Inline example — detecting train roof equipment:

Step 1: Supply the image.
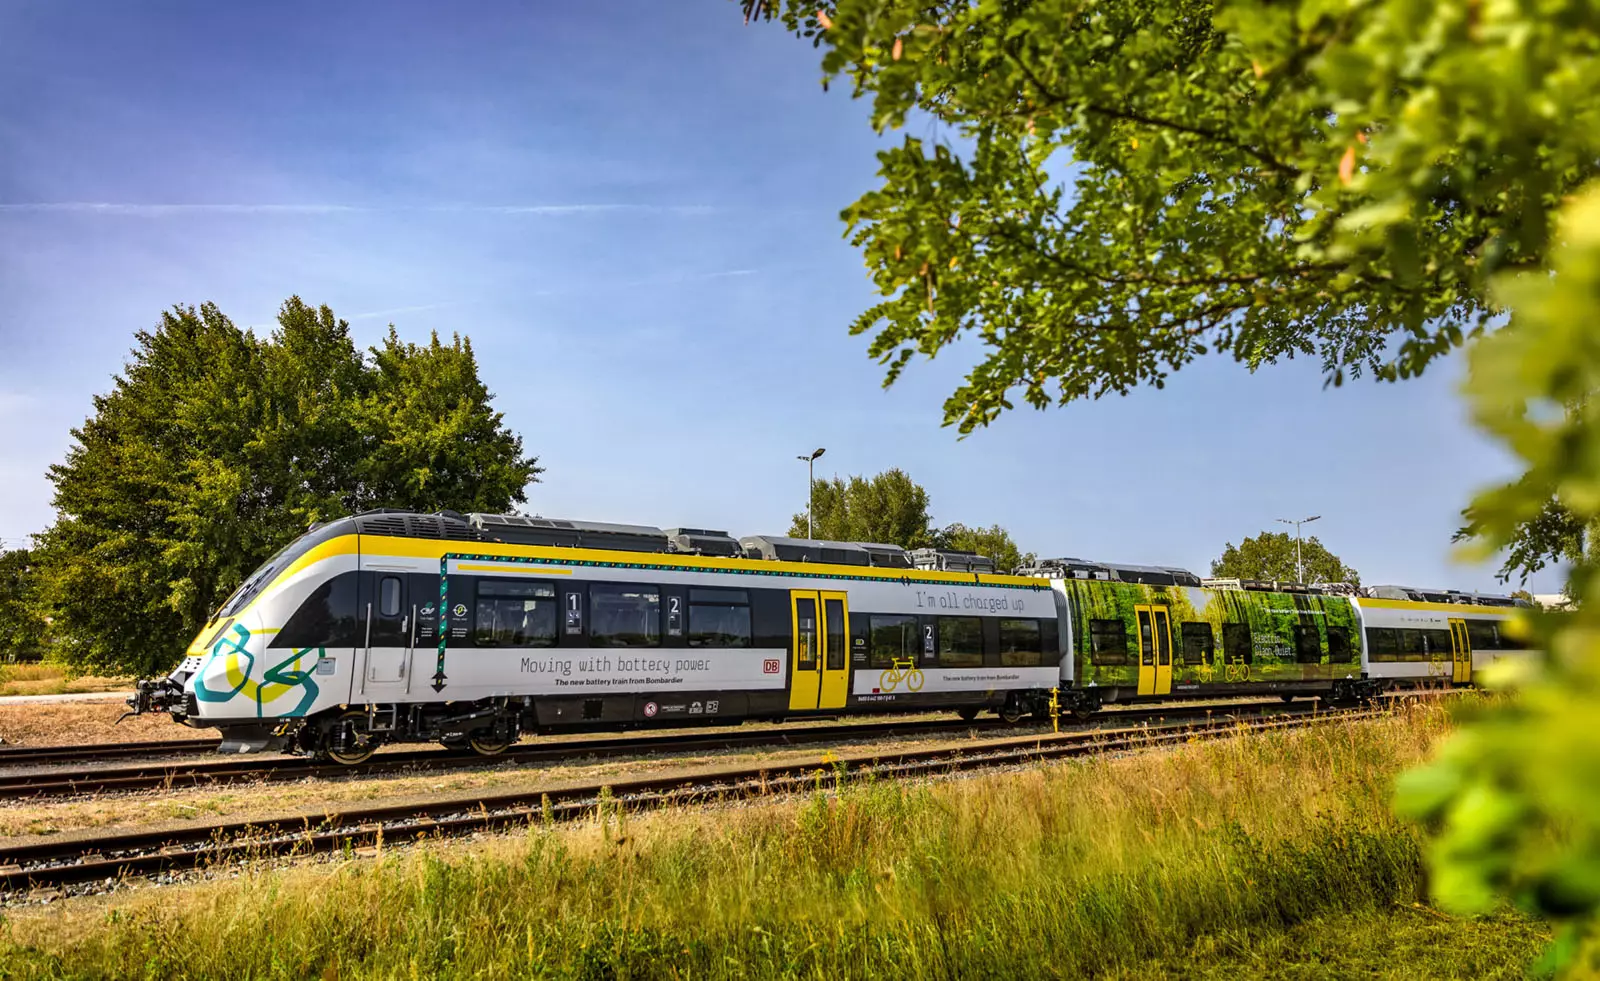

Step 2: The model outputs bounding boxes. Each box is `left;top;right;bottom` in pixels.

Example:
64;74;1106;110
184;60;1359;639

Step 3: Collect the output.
1362;584;1533;608
910;548;996;574
737;535;912;568
1202;577;1359;596
467;514;669;553
1023;557;1202;587
662;528;743;557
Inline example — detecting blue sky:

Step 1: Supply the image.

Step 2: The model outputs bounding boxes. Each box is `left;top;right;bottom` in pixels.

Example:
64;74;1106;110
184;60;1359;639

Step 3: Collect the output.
0;0;1558;593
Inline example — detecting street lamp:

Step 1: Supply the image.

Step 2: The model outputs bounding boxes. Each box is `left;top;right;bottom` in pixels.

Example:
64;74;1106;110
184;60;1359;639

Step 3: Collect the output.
797;448;826;538
1275;514;1322;583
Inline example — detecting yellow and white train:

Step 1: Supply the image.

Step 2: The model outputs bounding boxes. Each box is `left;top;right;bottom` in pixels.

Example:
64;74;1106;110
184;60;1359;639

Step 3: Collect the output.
127;510;1538;762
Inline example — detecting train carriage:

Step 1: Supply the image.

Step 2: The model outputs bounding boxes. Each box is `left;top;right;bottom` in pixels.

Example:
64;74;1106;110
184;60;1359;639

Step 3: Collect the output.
133;510;1061;762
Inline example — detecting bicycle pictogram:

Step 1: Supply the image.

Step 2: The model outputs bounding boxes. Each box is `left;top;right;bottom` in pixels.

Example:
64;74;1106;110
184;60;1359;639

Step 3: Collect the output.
1225;662;1252;683
878;656;925;693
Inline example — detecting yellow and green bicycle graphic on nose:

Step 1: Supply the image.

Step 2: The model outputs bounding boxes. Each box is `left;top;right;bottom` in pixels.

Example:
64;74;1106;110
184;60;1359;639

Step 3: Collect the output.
878;657;925;693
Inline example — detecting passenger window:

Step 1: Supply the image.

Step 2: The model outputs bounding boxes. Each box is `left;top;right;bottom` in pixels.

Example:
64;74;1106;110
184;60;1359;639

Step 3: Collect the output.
938;616;984;668
825;599;846;671
473;580;558;648
1466;620;1499;650
1180;622;1214;666
1367;627;1397;661
1088;619;1128;665
379;576;402;618
1327;625;1353;663
1222;623;1253;665
1293;625;1322;664
1137;610;1154;667
795;598;817;670
589;584;661;648
688;588;751;648
1423;628;1455;661
869;614;919;668
998;619;1043;667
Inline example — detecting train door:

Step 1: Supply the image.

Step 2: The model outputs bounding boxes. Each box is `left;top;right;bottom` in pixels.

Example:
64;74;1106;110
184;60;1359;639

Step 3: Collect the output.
362;573;413;696
1135;605;1174;697
1448;618;1472;684
788;590;850;711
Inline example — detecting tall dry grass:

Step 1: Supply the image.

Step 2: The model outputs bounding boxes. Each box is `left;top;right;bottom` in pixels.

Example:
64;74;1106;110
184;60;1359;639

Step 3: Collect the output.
0;703;1541;979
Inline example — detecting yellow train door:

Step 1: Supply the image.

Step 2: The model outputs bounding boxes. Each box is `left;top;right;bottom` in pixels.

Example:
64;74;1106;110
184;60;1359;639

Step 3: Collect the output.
1449;618;1472;684
789;591;822;711
1152;607;1174;696
1135;605;1174;697
818;591;850;710
1136;606;1155;695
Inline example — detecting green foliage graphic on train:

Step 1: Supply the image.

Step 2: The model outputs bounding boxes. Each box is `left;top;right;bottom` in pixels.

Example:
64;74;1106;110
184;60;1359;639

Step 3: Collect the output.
1065;581;1363;690
193;623;320;718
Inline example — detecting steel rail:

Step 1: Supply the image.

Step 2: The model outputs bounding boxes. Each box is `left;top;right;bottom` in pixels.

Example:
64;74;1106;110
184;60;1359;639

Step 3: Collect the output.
0;738;217;767
0;704;1373;891
0;700;1312;798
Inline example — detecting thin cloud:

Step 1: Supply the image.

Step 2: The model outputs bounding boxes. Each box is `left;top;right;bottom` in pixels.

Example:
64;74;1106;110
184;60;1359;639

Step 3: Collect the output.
349;301;463;321
526;267;760;297
0;202;719;217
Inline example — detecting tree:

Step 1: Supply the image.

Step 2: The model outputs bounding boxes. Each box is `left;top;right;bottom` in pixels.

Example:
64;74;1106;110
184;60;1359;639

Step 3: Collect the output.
746;0;1598;428
789;467;933;547
33;297;542;676
0;550;50;663
1210;531;1359;586
933;522;1034;574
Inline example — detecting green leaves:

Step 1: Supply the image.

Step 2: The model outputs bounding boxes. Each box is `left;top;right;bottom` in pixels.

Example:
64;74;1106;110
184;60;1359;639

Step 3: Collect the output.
751;0;1599;432
789;467;934;547
0;550;50;663
33;298;541;676
1210;530;1360;585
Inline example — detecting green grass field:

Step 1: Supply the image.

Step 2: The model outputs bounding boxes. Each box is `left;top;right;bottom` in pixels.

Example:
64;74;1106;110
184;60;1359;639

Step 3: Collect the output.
0;703;1549;979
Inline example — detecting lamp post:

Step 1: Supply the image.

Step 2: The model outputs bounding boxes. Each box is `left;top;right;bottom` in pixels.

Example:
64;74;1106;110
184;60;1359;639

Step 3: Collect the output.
797;448;826;538
1275;514;1322;583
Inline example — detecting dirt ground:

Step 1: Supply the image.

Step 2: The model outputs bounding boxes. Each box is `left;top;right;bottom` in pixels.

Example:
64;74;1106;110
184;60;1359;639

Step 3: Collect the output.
0;700;202;747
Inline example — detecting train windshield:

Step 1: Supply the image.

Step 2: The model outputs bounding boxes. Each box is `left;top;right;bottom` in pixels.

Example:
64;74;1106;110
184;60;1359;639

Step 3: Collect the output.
211;519;351;620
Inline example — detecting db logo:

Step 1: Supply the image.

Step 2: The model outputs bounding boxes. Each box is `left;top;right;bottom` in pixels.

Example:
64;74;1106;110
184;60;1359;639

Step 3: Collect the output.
643;701;658;718
763;659;781;674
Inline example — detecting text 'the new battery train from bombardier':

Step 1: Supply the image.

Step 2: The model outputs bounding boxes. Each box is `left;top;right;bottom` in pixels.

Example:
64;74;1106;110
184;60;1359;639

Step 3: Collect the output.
126;510;1537;763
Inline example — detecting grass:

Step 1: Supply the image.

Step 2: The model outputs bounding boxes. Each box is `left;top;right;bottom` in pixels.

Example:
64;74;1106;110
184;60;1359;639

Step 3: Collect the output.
0;663;131;699
0;701;1550;979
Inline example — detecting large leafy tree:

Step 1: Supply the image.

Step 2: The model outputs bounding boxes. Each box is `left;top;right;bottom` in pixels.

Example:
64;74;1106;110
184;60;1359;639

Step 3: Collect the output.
34;297;541;675
746;0;1597;432
1210;531;1359;586
0;550;50;663
790;467;934;547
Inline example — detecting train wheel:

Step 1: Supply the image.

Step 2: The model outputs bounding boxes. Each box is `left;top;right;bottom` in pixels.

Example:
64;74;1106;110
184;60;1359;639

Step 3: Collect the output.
323;710;380;766
468;731;514;757
957;707;980;722
998;700;1027;725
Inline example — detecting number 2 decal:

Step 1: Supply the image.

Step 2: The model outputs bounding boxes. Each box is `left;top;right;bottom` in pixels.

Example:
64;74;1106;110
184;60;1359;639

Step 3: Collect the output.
924;625;934;654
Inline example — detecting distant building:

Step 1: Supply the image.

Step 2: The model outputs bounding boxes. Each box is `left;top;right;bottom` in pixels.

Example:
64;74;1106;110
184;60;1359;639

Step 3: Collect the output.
1533;593;1575;611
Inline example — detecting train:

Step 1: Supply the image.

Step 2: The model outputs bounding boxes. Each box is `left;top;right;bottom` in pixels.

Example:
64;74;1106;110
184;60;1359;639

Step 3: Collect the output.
126;509;1537;763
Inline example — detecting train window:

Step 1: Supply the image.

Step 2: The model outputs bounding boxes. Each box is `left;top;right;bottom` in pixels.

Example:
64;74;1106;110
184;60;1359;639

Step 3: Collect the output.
1293;625;1322;664
1222;623;1252;665
1088;619;1128;665
589;584;661;648
1180;622;1214;666
1465;620;1498;650
1137;610;1154;667
938;616;984;668
1423;628;1455;660
274;572;360;649
473;580;557;648
998;619;1043;666
1327;625;1353;662
1368;627;1399;661
825;599;846;671
379;577;402;618
869;615;919;668
1395;629;1427;661
688;590;751;648
795;597;817;670
1498;628;1529;651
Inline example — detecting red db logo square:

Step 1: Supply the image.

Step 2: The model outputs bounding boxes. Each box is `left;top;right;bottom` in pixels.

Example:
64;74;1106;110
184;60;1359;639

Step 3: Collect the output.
763;659;780;674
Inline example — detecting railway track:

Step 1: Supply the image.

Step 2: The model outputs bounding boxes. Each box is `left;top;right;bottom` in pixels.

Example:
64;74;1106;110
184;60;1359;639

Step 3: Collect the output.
0;702;1372;892
0;738;217;767
0;700;1316;798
